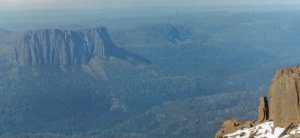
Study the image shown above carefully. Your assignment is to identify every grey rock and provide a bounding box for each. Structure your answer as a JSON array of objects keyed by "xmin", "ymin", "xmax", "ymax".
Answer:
[
  {"xmin": 10, "ymin": 27, "xmax": 113, "ymax": 66},
  {"xmin": 10, "ymin": 27, "xmax": 151, "ymax": 66}
]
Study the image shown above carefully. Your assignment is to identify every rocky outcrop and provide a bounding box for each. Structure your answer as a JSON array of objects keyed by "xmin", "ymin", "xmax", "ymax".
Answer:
[
  {"xmin": 258, "ymin": 96, "xmax": 269, "ymax": 122},
  {"xmin": 215, "ymin": 120, "xmax": 256, "ymax": 138},
  {"xmin": 269, "ymin": 67, "xmax": 300, "ymax": 127},
  {"xmin": 215, "ymin": 120, "xmax": 242, "ymax": 138},
  {"xmin": 215, "ymin": 66, "xmax": 300, "ymax": 137},
  {"xmin": 215, "ymin": 96, "xmax": 269, "ymax": 138},
  {"xmin": 10, "ymin": 27, "xmax": 150, "ymax": 66}
]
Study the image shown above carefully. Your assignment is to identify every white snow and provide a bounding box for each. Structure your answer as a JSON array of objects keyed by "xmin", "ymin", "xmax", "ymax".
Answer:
[{"xmin": 224, "ymin": 121, "xmax": 300, "ymax": 138}]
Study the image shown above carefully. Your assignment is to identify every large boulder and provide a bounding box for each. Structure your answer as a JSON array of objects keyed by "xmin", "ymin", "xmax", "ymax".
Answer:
[
  {"xmin": 215, "ymin": 120, "xmax": 256, "ymax": 138},
  {"xmin": 215, "ymin": 120, "xmax": 243, "ymax": 138}
]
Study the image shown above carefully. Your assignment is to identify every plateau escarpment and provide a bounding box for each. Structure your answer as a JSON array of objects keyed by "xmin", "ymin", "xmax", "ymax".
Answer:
[
  {"xmin": 216, "ymin": 66, "xmax": 300, "ymax": 138},
  {"xmin": 11, "ymin": 27, "xmax": 105, "ymax": 66},
  {"xmin": 10, "ymin": 27, "xmax": 150, "ymax": 66}
]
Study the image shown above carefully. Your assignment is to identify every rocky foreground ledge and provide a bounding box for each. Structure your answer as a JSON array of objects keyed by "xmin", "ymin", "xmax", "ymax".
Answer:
[{"xmin": 216, "ymin": 66, "xmax": 300, "ymax": 138}]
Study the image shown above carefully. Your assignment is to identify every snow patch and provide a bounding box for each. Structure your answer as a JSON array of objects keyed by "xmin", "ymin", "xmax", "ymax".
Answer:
[{"xmin": 224, "ymin": 121, "xmax": 300, "ymax": 138}]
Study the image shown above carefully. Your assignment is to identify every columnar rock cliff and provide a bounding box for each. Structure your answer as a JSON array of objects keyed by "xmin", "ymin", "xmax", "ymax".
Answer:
[
  {"xmin": 269, "ymin": 67, "xmax": 300, "ymax": 127},
  {"xmin": 216, "ymin": 66, "xmax": 300, "ymax": 137},
  {"xmin": 11, "ymin": 27, "xmax": 108, "ymax": 65},
  {"xmin": 9, "ymin": 27, "xmax": 150, "ymax": 66}
]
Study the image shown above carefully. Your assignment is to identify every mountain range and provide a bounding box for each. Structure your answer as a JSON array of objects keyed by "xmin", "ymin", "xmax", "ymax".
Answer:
[{"xmin": 2, "ymin": 10, "xmax": 300, "ymax": 138}]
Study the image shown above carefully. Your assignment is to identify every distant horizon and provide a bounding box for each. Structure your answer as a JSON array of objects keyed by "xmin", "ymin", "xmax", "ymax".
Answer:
[
  {"xmin": 1, "ymin": 4, "xmax": 300, "ymax": 12},
  {"xmin": 1, "ymin": 0, "xmax": 300, "ymax": 11}
]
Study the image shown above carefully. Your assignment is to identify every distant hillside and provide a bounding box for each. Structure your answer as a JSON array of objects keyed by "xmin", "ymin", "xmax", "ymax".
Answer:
[
  {"xmin": 110, "ymin": 23, "xmax": 191, "ymax": 49},
  {"xmin": 0, "ymin": 28, "xmax": 10, "ymax": 37}
]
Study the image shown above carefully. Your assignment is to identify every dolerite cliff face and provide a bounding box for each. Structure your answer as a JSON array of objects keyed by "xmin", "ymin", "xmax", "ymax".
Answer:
[
  {"xmin": 216, "ymin": 66, "xmax": 300, "ymax": 138},
  {"xmin": 9, "ymin": 27, "xmax": 149, "ymax": 66},
  {"xmin": 269, "ymin": 67, "xmax": 300, "ymax": 128}
]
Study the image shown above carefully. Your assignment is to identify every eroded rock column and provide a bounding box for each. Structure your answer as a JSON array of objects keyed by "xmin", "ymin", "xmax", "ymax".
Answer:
[{"xmin": 258, "ymin": 96, "xmax": 269, "ymax": 122}]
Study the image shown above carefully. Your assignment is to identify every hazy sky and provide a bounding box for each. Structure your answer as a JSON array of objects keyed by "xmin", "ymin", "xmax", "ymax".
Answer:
[{"xmin": 0, "ymin": 0, "xmax": 300, "ymax": 10}]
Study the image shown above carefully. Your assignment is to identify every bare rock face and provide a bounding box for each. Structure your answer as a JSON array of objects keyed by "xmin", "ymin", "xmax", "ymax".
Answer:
[
  {"xmin": 10, "ymin": 27, "xmax": 151, "ymax": 66},
  {"xmin": 269, "ymin": 67, "xmax": 300, "ymax": 127},
  {"xmin": 258, "ymin": 96, "xmax": 269, "ymax": 122},
  {"xmin": 10, "ymin": 27, "xmax": 108, "ymax": 66}
]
